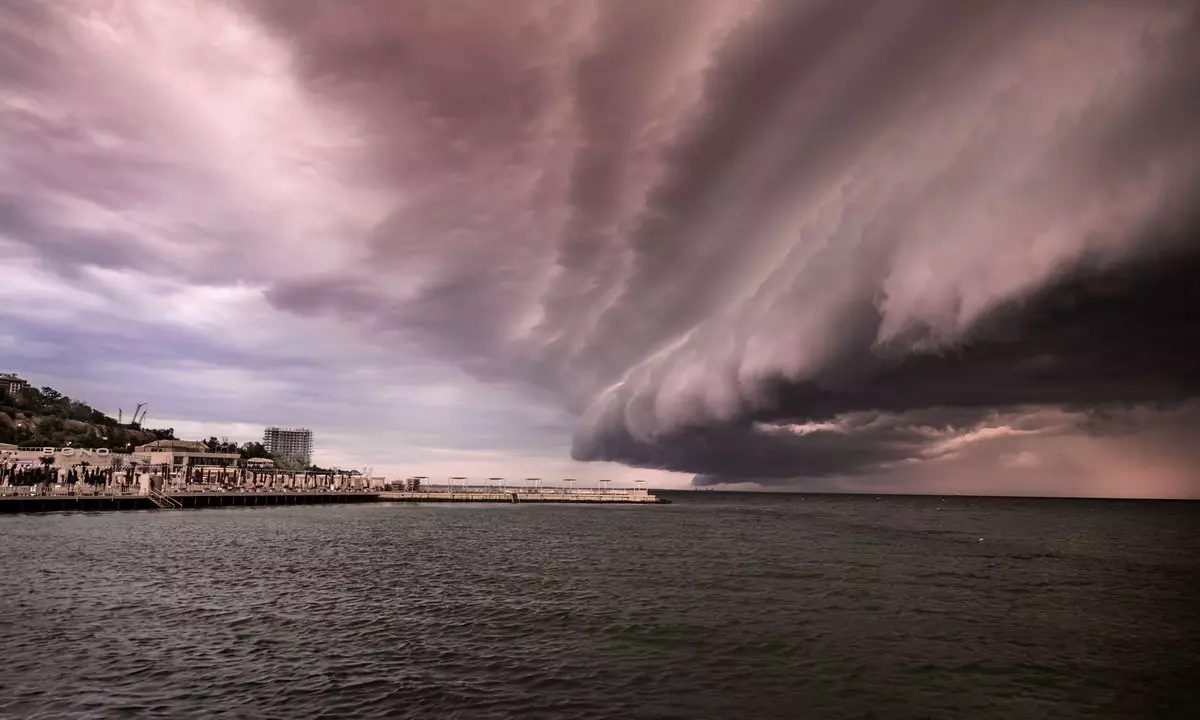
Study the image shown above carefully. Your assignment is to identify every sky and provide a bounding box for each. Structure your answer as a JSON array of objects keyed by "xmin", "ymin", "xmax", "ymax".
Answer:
[{"xmin": 1, "ymin": 0, "xmax": 1198, "ymax": 497}]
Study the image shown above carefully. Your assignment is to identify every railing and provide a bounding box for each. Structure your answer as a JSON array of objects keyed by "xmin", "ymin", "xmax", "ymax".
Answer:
[
  {"xmin": 147, "ymin": 489, "xmax": 183, "ymax": 509},
  {"xmin": 0, "ymin": 486, "xmax": 143, "ymax": 497},
  {"xmin": 161, "ymin": 486, "xmax": 373, "ymax": 494},
  {"xmin": 0, "ymin": 485, "xmax": 374, "ymax": 496},
  {"xmin": 380, "ymin": 489, "xmax": 659, "ymax": 502},
  {"xmin": 404, "ymin": 487, "xmax": 650, "ymax": 496}
]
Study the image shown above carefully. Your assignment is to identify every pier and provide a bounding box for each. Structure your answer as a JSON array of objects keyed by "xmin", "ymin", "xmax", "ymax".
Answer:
[{"xmin": 377, "ymin": 490, "xmax": 666, "ymax": 504}]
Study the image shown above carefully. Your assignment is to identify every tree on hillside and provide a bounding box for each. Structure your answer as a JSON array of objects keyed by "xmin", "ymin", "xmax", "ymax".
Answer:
[
  {"xmin": 203, "ymin": 436, "xmax": 239, "ymax": 453},
  {"xmin": 30, "ymin": 417, "xmax": 65, "ymax": 446},
  {"xmin": 67, "ymin": 401, "xmax": 96, "ymax": 422},
  {"xmin": 239, "ymin": 442, "xmax": 273, "ymax": 460},
  {"xmin": 0, "ymin": 379, "xmax": 177, "ymax": 448},
  {"xmin": 35, "ymin": 387, "xmax": 72, "ymax": 416}
]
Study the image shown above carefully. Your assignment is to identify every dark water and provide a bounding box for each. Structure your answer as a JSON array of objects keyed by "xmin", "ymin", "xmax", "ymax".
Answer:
[{"xmin": 1, "ymin": 492, "xmax": 1197, "ymax": 719}]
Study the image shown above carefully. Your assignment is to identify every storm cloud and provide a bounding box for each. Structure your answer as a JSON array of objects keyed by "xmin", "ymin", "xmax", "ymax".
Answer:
[{"xmin": 3, "ymin": 0, "xmax": 1199, "ymax": 494}]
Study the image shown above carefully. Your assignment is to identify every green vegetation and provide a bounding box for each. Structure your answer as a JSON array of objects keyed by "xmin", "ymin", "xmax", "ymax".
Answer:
[
  {"xmin": 1, "ymin": 375, "xmax": 292, "ymax": 465},
  {"xmin": 0, "ymin": 378, "xmax": 175, "ymax": 450},
  {"xmin": 202, "ymin": 437, "xmax": 280, "ymax": 462}
]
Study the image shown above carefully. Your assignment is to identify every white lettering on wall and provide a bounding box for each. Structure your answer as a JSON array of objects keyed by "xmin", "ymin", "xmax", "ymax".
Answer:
[{"xmin": 1, "ymin": 448, "xmax": 116, "ymax": 457}]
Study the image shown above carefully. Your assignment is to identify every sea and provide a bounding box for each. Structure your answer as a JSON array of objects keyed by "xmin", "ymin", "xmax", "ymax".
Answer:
[{"xmin": 1, "ymin": 492, "xmax": 1196, "ymax": 719}]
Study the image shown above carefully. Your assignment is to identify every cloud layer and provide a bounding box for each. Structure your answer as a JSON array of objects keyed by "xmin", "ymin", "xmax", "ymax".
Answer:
[{"xmin": 3, "ymin": 0, "xmax": 1198, "ymax": 495}]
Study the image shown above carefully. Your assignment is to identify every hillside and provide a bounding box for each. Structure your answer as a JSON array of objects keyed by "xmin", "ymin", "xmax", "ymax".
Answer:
[
  {"xmin": 0, "ymin": 376, "xmax": 176, "ymax": 450},
  {"xmin": 0, "ymin": 375, "xmax": 288, "ymax": 465}
]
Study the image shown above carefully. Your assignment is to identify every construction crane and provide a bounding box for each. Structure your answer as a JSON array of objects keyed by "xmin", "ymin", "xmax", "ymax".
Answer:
[{"xmin": 130, "ymin": 402, "xmax": 148, "ymax": 427}]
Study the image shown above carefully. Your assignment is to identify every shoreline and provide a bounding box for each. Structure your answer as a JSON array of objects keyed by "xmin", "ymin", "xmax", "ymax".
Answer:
[{"xmin": 0, "ymin": 489, "xmax": 669, "ymax": 513}]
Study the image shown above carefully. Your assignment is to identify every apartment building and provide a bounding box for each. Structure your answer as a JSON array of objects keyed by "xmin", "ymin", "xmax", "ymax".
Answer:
[{"xmin": 262, "ymin": 427, "xmax": 313, "ymax": 467}]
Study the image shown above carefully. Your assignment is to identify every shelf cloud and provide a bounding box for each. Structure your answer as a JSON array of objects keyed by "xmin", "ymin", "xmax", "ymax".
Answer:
[{"xmin": 3, "ymin": 0, "xmax": 1198, "ymax": 495}]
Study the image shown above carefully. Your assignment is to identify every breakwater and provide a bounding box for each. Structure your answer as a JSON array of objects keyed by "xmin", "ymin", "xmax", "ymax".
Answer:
[
  {"xmin": 0, "ymin": 489, "xmax": 666, "ymax": 513},
  {"xmin": 378, "ymin": 490, "xmax": 666, "ymax": 504}
]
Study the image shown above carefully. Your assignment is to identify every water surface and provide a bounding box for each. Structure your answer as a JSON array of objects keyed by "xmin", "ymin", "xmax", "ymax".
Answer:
[{"xmin": 1, "ymin": 492, "xmax": 1197, "ymax": 719}]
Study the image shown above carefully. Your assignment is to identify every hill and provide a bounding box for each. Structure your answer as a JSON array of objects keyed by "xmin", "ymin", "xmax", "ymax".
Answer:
[
  {"xmin": 0, "ymin": 374, "xmax": 287, "ymax": 465},
  {"xmin": 0, "ymin": 374, "xmax": 176, "ymax": 450}
]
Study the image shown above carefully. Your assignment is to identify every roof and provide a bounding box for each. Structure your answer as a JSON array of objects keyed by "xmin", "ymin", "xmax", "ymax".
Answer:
[{"xmin": 134, "ymin": 439, "xmax": 210, "ymax": 452}]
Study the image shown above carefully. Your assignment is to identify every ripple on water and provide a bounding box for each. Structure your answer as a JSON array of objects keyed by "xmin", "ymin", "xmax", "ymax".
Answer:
[{"xmin": 0, "ymin": 496, "xmax": 1197, "ymax": 719}]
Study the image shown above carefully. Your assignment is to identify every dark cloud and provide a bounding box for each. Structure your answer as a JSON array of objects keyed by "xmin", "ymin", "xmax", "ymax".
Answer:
[
  {"xmin": 578, "ymin": 241, "xmax": 1200, "ymax": 477},
  {"xmin": 699, "ymin": 400, "xmax": 1200, "ymax": 498},
  {"xmin": 246, "ymin": 0, "xmax": 1200, "ymax": 490},
  {"xmin": 4, "ymin": 0, "xmax": 1199, "ymax": 493},
  {"xmin": 769, "ymin": 244, "xmax": 1200, "ymax": 421}
]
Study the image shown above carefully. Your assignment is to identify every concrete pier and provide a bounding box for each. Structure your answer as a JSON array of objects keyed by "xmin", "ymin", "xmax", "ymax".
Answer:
[
  {"xmin": 377, "ymin": 490, "xmax": 667, "ymax": 504},
  {"xmin": 0, "ymin": 495, "xmax": 157, "ymax": 513},
  {"xmin": 164, "ymin": 491, "xmax": 379, "ymax": 509}
]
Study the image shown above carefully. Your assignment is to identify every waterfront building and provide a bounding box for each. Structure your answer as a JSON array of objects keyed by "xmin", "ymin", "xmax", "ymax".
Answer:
[
  {"xmin": 3, "ymin": 441, "xmax": 237, "ymax": 475},
  {"xmin": 262, "ymin": 427, "xmax": 313, "ymax": 467},
  {"xmin": 2, "ymin": 446, "xmax": 129, "ymax": 470},
  {"xmin": 132, "ymin": 440, "xmax": 240, "ymax": 471}
]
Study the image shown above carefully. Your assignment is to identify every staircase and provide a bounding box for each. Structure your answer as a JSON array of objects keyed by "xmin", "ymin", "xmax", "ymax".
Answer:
[{"xmin": 147, "ymin": 489, "xmax": 183, "ymax": 509}]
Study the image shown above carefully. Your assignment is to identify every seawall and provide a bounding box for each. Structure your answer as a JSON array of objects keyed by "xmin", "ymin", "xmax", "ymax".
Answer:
[
  {"xmin": 0, "ymin": 491, "xmax": 380, "ymax": 514},
  {"xmin": 0, "ymin": 495, "xmax": 157, "ymax": 513}
]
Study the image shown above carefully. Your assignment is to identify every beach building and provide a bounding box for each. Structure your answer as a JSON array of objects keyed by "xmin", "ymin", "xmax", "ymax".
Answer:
[
  {"xmin": 132, "ymin": 440, "xmax": 240, "ymax": 470},
  {"xmin": 1, "ymin": 446, "xmax": 127, "ymax": 470},
  {"xmin": 3, "ymin": 440, "xmax": 239, "ymax": 475},
  {"xmin": 263, "ymin": 427, "xmax": 313, "ymax": 467}
]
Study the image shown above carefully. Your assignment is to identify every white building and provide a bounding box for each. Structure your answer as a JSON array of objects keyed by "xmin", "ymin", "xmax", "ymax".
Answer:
[
  {"xmin": 131, "ymin": 439, "xmax": 240, "ymax": 471},
  {"xmin": 0, "ymin": 374, "xmax": 29, "ymax": 398},
  {"xmin": 263, "ymin": 427, "xmax": 313, "ymax": 467},
  {"xmin": 1, "ymin": 446, "xmax": 127, "ymax": 470}
]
